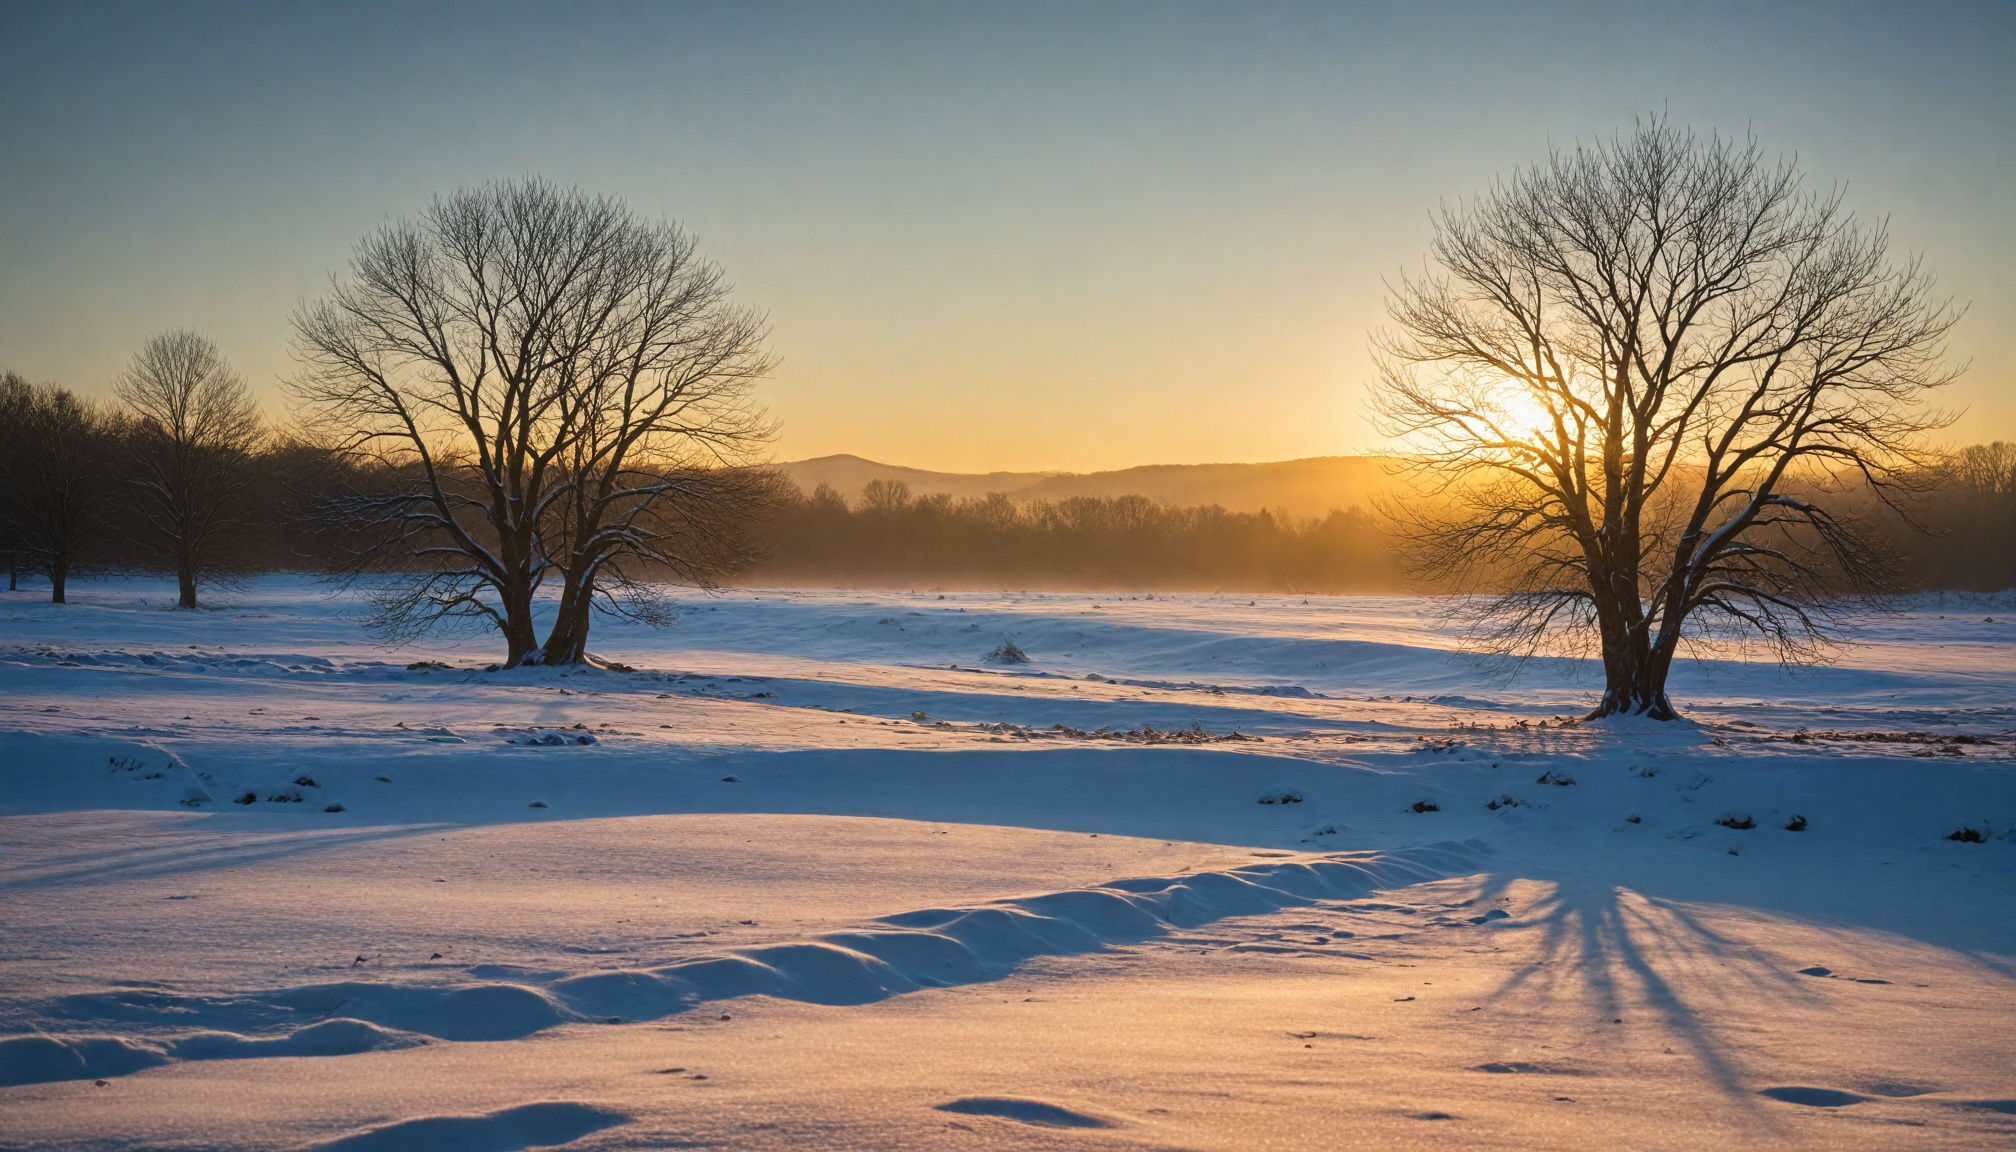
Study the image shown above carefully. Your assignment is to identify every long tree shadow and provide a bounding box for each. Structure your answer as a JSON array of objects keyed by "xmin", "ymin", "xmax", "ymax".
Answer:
[
  {"xmin": 1484, "ymin": 876, "xmax": 1829, "ymax": 1115},
  {"xmin": 0, "ymin": 817, "xmax": 455, "ymax": 889}
]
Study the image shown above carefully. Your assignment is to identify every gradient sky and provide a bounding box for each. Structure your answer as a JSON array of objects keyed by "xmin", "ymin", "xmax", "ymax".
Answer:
[{"xmin": 2, "ymin": 1, "xmax": 2011, "ymax": 472}]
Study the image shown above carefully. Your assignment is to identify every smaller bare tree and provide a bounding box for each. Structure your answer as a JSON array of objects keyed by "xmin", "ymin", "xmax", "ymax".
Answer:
[
  {"xmin": 114, "ymin": 331, "xmax": 263, "ymax": 608},
  {"xmin": 291, "ymin": 178, "xmax": 776, "ymax": 666},
  {"xmin": 0, "ymin": 374, "xmax": 115, "ymax": 601}
]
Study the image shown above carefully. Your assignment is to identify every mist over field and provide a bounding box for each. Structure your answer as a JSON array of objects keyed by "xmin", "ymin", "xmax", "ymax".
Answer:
[{"xmin": 747, "ymin": 453, "xmax": 2016, "ymax": 594}]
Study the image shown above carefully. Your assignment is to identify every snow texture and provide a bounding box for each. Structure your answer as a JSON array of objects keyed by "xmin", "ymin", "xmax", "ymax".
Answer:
[{"xmin": 1, "ymin": 576, "xmax": 2013, "ymax": 1149}]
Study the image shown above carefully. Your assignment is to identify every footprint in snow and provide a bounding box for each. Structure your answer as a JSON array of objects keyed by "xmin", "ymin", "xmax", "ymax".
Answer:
[
  {"xmin": 934, "ymin": 1097, "xmax": 1112, "ymax": 1129},
  {"xmin": 308, "ymin": 1101, "xmax": 629, "ymax": 1151},
  {"xmin": 1864, "ymin": 1082, "xmax": 1935, "ymax": 1098},
  {"xmin": 1759, "ymin": 1086, "xmax": 1866, "ymax": 1107},
  {"xmin": 1480, "ymin": 1056, "xmax": 1601, "ymax": 1075}
]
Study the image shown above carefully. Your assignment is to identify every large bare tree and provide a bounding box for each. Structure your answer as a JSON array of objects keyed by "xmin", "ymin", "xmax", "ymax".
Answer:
[
  {"xmin": 0, "ymin": 374, "xmax": 114, "ymax": 602},
  {"xmin": 114, "ymin": 332, "xmax": 263, "ymax": 609},
  {"xmin": 290, "ymin": 179, "xmax": 774, "ymax": 667},
  {"xmin": 1375, "ymin": 121, "xmax": 1959, "ymax": 719}
]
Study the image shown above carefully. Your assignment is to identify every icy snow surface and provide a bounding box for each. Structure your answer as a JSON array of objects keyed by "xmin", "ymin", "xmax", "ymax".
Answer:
[{"xmin": 1, "ymin": 577, "xmax": 2013, "ymax": 1149}]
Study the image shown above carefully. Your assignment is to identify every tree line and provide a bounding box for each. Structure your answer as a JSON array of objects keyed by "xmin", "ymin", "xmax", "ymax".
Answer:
[
  {"xmin": 0, "ymin": 333, "xmax": 263, "ymax": 606},
  {"xmin": 5, "ymin": 385, "xmax": 2014, "ymax": 605},
  {"xmin": 740, "ymin": 467, "xmax": 2016, "ymax": 594}
]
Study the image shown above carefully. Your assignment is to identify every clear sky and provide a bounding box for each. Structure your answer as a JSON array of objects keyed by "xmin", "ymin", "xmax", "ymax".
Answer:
[{"xmin": 2, "ymin": 1, "xmax": 2011, "ymax": 472}]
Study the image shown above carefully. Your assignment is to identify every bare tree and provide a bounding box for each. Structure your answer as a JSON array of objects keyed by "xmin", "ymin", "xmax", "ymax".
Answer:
[
  {"xmin": 0, "ymin": 372, "xmax": 28, "ymax": 590},
  {"xmin": 290, "ymin": 178, "xmax": 775, "ymax": 667},
  {"xmin": 114, "ymin": 332, "xmax": 263, "ymax": 608},
  {"xmin": 1947, "ymin": 442, "xmax": 2016, "ymax": 498},
  {"xmin": 1375, "ymin": 120, "xmax": 1959, "ymax": 719},
  {"xmin": 0, "ymin": 374, "xmax": 114, "ymax": 601}
]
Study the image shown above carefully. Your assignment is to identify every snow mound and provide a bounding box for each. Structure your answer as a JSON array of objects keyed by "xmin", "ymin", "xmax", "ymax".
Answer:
[
  {"xmin": 167, "ymin": 1018, "xmax": 427, "ymax": 1061},
  {"xmin": 1576, "ymin": 711, "xmax": 1709, "ymax": 742},
  {"xmin": 269, "ymin": 982, "xmax": 566, "ymax": 1042},
  {"xmin": 0, "ymin": 1033, "xmax": 166, "ymax": 1087}
]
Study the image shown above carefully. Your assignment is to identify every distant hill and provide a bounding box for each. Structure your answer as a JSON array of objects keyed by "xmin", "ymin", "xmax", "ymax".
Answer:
[
  {"xmin": 775, "ymin": 453, "xmax": 1399, "ymax": 520},
  {"xmin": 775, "ymin": 455, "xmax": 1062, "ymax": 503}
]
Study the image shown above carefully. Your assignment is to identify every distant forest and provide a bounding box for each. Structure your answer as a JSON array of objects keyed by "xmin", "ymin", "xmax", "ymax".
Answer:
[
  {"xmin": 5, "ymin": 376, "xmax": 2015, "ymax": 597},
  {"xmin": 747, "ymin": 447, "xmax": 2016, "ymax": 594},
  {"xmin": 750, "ymin": 480, "xmax": 1403, "ymax": 591}
]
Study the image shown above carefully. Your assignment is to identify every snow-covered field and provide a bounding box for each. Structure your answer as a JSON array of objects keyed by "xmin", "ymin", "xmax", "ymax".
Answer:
[{"xmin": 2, "ymin": 576, "xmax": 2013, "ymax": 1150}]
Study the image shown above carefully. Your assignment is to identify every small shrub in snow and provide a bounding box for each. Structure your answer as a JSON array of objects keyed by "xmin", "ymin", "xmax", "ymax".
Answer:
[
  {"xmin": 323, "ymin": 804, "xmax": 344, "ymax": 813},
  {"xmin": 1486, "ymin": 795, "xmax": 1532, "ymax": 811},
  {"xmin": 1784, "ymin": 814, "xmax": 1808, "ymax": 832},
  {"xmin": 1410, "ymin": 800, "xmax": 1440, "ymax": 813},
  {"xmin": 986, "ymin": 641, "xmax": 1030, "ymax": 664},
  {"xmin": 1946, "ymin": 827, "xmax": 1986, "ymax": 843},
  {"xmin": 529, "ymin": 800, "xmax": 548, "ymax": 808},
  {"xmin": 508, "ymin": 729, "xmax": 597, "ymax": 746},
  {"xmin": 233, "ymin": 791, "xmax": 256, "ymax": 805},
  {"xmin": 1624, "ymin": 815, "xmax": 1642, "ymax": 823},
  {"xmin": 293, "ymin": 775, "xmax": 319, "ymax": 788},
  {"xmin": 405, "ymin": 660, "xmax": 449, "ymax": 671},
  {"xmin": 1714, "ymin": 813, "xmax": 1756, "ymax": 830},
  {"xmin": 1535, "ymin": 771, "xmax": 1575, "ymax": 786},
  {"xmin": 1257, "ymin": 788, "xmax": 1303, "ymax": 805},
  {"xmin": 1050, "ymin": 722, "xmax": 1259, "ymax": 745}
]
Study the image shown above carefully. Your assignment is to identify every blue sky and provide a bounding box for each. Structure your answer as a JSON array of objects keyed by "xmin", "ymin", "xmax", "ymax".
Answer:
[{"xmin": 2, "ymin": 1, "xmax": 2010, "ymax": 470}]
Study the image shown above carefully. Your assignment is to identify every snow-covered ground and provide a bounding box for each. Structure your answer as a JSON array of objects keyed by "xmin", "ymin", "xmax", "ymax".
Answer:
[{"xmin": 2, "ymin": 576, "xmax": 2013, "ymax": 1150}]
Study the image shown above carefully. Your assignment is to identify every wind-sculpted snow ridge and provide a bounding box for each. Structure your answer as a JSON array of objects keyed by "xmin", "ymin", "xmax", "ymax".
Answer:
[
  {"xmin": 1, "ymin": 645, "xmax": 355, "ymax": 677},
  {"xmin": 0, "ymin": 840, "xmax": 1483, "ymax": 1086}
]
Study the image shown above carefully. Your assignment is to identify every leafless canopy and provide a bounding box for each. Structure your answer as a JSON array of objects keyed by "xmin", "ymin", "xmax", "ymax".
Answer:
[
  {"xmin": 114, "ymin": 331, "xmax": 263, "ymax": 609},
  {"xmin": 290, "ymin": 178, "xmax": 776, "ymax": 666},
  {"xmin": 1374, "ymin": 119, "xmax": 1959, "ymax": 718}
]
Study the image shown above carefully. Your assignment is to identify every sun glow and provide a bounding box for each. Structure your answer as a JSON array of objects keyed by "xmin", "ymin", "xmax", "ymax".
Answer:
[{"xmin": 1484, "ymin": 382, "xmax": 1560, "ymax": 445}]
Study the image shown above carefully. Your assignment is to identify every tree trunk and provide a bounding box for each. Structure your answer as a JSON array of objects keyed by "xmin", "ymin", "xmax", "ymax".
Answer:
[
  {"xmin": 50, "ymin": 561, "xmax": 66, "ymax": 605},
  {"xmin": 1588, "ymin": 641, "xmax": 1677, "ymax": 720},
  {"xmin": 498, "ymin": 581, "xmax": 542, "ymax": 667},
  {"xmin": 540, "ymin": 573, "xmax": 594, "ymax": 665},
  {"xmin": 177, "ymin": 562, "xmax": 198, "ymax": 609}
]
